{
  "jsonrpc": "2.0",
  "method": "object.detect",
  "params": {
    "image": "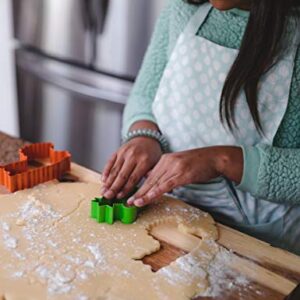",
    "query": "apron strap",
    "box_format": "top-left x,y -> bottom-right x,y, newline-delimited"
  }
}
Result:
292,27 -> 300,47
183,2 -> 213,36
281,23 -> 300,59
186,4 -> 300,49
